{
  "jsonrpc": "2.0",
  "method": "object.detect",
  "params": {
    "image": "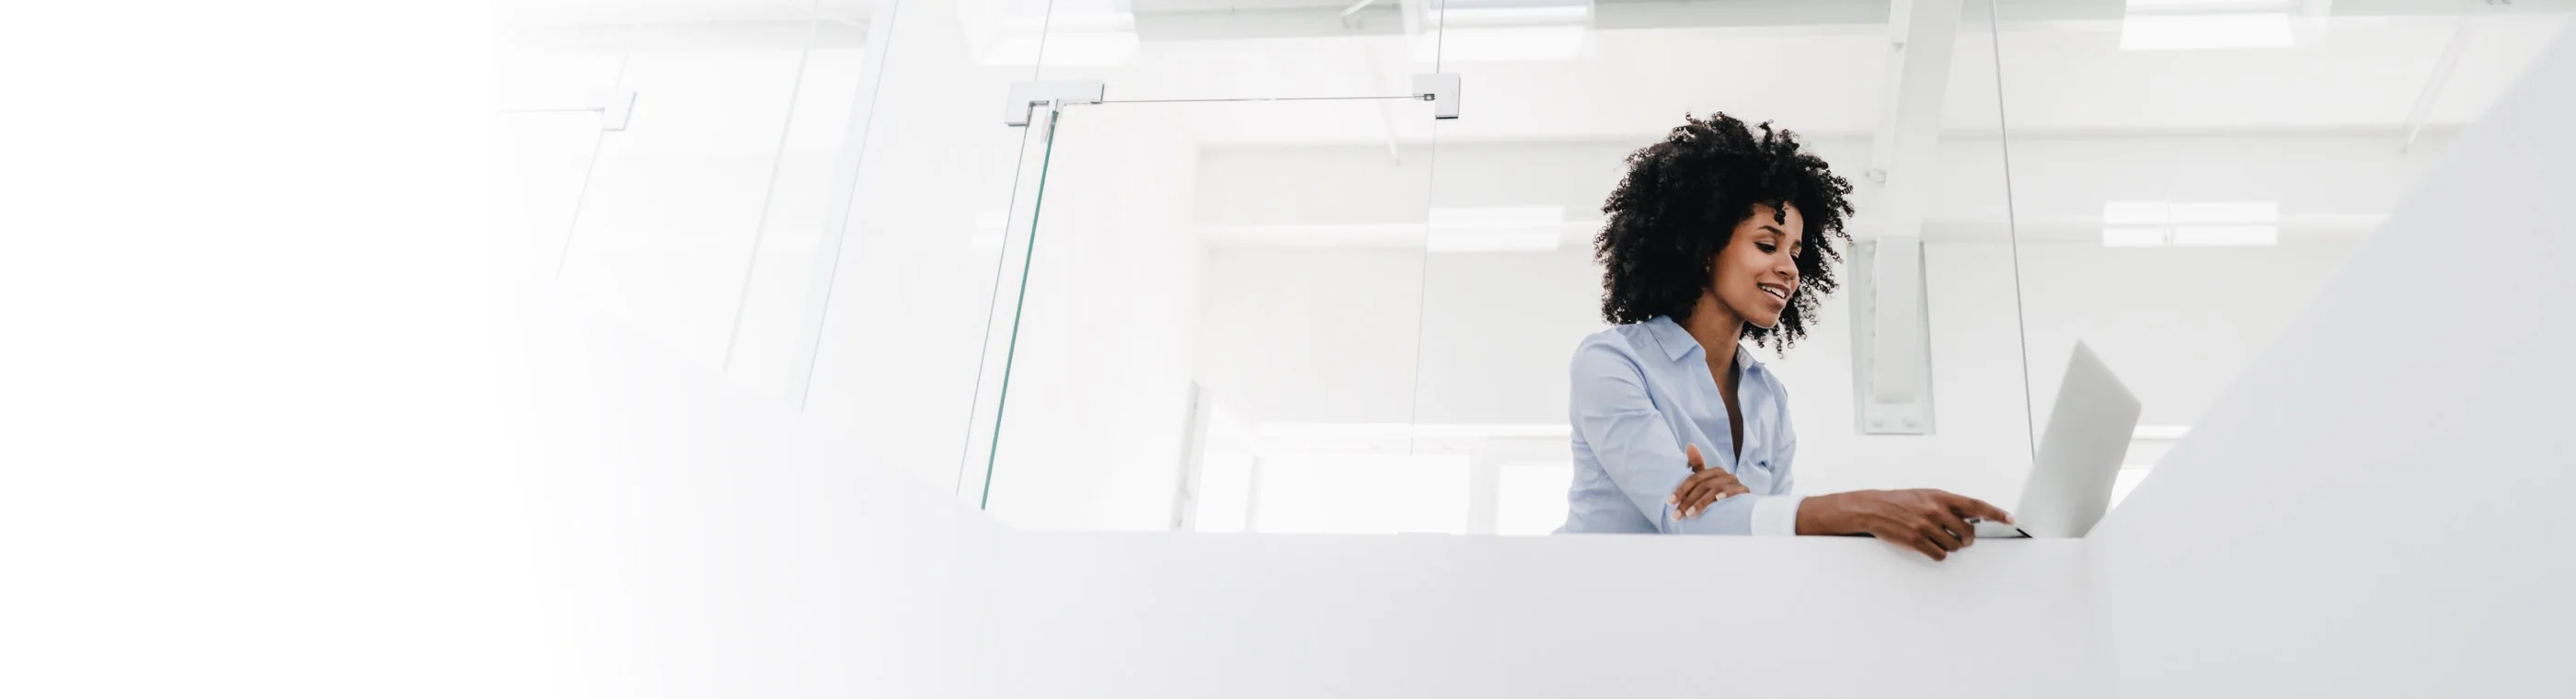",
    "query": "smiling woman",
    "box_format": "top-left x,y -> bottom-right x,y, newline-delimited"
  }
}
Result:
1593,113 -> 1854,349
1559,113 -> 2013,561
